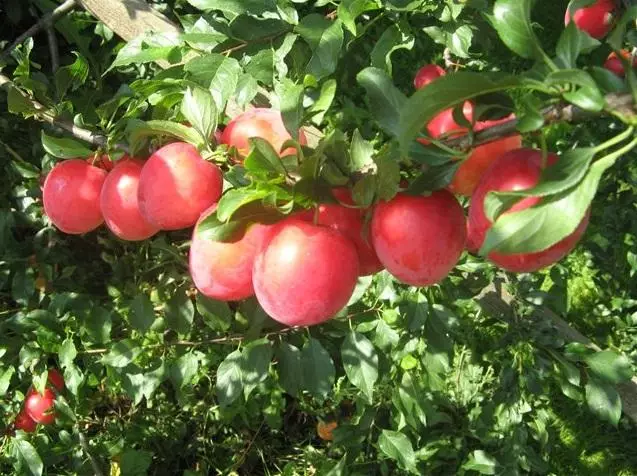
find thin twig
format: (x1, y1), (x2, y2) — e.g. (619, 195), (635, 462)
(1, 0), (78, 59)
(46, 25), (60, 73)
(78, 431), (105, 476)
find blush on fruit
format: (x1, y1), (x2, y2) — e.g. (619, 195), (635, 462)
(100, 158), (160, 241)
(371, 191), (467, 286)
(189, 206), (272, 301)
(43, 159), (107, 234)
(137, 142), (223, 230)
(220, 108), (307, 160)
(253, 218), (359, 327)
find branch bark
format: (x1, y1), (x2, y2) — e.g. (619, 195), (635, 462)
(0, 73), (116, 148)
(0, 0), (78, 59)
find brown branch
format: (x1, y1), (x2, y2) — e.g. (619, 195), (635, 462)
(0, 0), (78, 59)
(46, 25), (60, 73)
(442, 94), (635, 151)
(0, 73), (128, 151)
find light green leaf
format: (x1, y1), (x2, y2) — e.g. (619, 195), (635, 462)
(378, 430), (417, 472)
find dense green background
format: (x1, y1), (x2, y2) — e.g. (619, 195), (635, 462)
(1, 0), (637, 475)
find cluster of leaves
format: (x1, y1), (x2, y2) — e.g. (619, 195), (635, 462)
(1, 0), (637, 475)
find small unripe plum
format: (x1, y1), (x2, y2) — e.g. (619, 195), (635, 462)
(604, 50), (637, 77)
(137, 142), (223, 230)
(189, 207), (272, 301)
(14, 410), (37, 433)
(467, 148), (590, 272)
(414, 64), (446, 90)
(100, 158), (160, 241)
(253, 219), (359, 326)
(43, 159), (107, 234)
(25, 388), (56, 425)
(371, 191), (467, 286)
(564, 0), (616, 39)
(220, 108), (307, 160)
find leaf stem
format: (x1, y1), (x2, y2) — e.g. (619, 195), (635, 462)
(593, 126), (635, 154)
(596, 137), (637, 166)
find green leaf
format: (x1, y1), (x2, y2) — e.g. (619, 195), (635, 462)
(119, 449), (153, 476)
(585, 350), (633, 385)
(164, 291), (194, 335)
(230, 15), (291, 42)
(181, 87), (217, 143)
(195, 201), (282, 242)
(244, 137), (289, 178)
(608, 6), (637, 51)
(480, 149), (615, 255)
(308, 79), (337, 125)
(378, 430), (417, 472)
(357, 67), (407, 137)
(556, 22), (600, 69)
(55, 52), (89, 98)
(216, 188), (272, 222)
(126, 119), (203, 154)
(398, 72), (530, 150)
(129, 294), (155, 333)
(324, 454), (349, 476)
(6, 86), (38, 116)
(275, 78), (304, 142)
(342, 332), (378, 402)
(277, 342), (302, 397)
(491, 0), (545, 60)
(350, 129), (375, 171)
(397, 372), (430, 429)
(185, 0), (275, 17)
(242, 339), (273, 398)
(59, 338), (77, 369)
(296, 15), (344, 80)
(408, 161), (459, 194)
(109, 34), (182, 70)
(195, 294), (232, 331)
(301, 338), (335, 400)
(0, 366), (15, 396)
(13, 440), (43, 476)
(101, 339), (142, 368)
(170, 352), (200, 388)
(216, 349), (243, 406)
(461, 450), (498, 475)
(585, 377), (622, 426)
(370, 23), (415, 75)
(41, 131), (93, 159)
(338, 0), (379, 36)
(184, 54), (242, 110)
(546, 69), (604, 111)
(484, 148), (596, 220)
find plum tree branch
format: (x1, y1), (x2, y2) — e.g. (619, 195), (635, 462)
(442, 94), (636, 151)
(0, 73), (128, 151)
(0, 0), (78, 59)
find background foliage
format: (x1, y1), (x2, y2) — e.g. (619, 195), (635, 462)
(1, 0), (637, 475)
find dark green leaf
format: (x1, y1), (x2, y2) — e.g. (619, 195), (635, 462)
(275, 78), (304, 142)
(120, 449), (153, 476)
(242, 339), (273, 398)
(296, 15), (344, 80)
(13, 440), (43, 476)
(491, 0), (545, 60)
(301, 338), (335, 400)
(129, 294), (155, 333)
(41, 131), (93, 159)
(164, 291), (194, 335)
(585, 350), (633, 384)
(277, 342), (302, 396)
(181, 87), (217, 142)
(357, 67), (407, 137)
(461, 450), (498, 475)
(195, 294), (232, 331)
(378, 430), (416, 472)
(585, 377), (622, 426)
(216, 349), (243, 406)
(556, 22), (600, 69)
(370, 23), (414, 75)
(101, 339), (142, 368)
